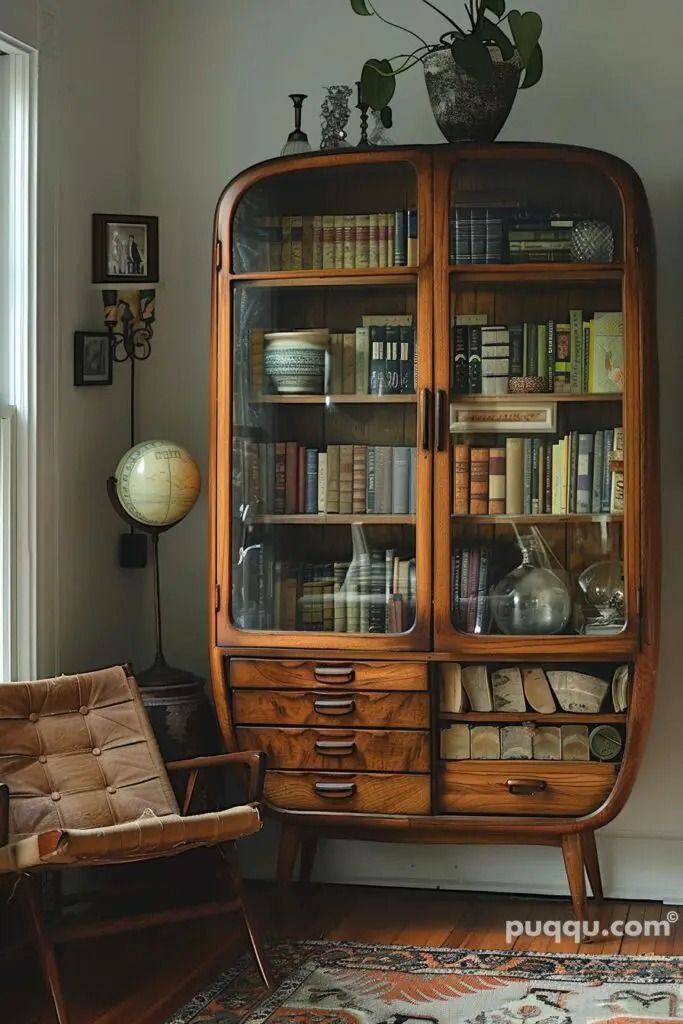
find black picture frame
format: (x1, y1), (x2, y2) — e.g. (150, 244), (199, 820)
(74, 331), (113, 386)
(92, 213), (159, 284)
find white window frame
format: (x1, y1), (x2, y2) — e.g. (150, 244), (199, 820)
(0, 31), (38, 681)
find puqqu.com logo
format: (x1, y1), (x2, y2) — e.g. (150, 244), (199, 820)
(506, 912), (678, 945)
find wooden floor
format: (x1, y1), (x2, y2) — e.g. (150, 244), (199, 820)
(5, 882), (683, 1024)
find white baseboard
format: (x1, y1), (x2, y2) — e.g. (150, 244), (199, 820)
(240, 823), (683, 904)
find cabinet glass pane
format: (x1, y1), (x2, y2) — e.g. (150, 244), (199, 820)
(231, 281), (419, 635)
(450, 159), (623, 265)
(232, 163), (418, 273)
(448, 278), (625, 638)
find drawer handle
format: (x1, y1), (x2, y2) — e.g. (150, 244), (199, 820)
(315, 739), (356, 757)
(313, 698), (356, 716)
(506, 778), (547, 796)
(314, 664), (355, 684)
(314, 781), (356, 799)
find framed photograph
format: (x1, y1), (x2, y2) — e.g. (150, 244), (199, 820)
(74, 332), (113, 386)
(92, 213), (158, 284)
(450, 401), (557, 434)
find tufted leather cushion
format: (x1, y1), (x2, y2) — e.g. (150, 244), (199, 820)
(0, 664), (265, 873)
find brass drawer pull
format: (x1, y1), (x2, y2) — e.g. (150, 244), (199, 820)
(314, 781), (356, 799)
(313, 698), (355, 715)
(315, 739), (356, 757)
(313, 664), (355, 684)
(506, 778), (547, 796)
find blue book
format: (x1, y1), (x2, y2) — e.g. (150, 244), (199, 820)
(305, 448), (318, 513)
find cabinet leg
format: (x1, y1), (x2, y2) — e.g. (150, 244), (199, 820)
(299, 836), (318, 883)
(582, 829), (604, 902)
(277, 824), (300, 892)
(561, 833), (588, 922)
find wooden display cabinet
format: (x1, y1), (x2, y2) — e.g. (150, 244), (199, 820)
(209, 144), (660, 919)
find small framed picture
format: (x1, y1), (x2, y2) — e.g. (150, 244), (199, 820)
(74, 332), (113, 386)
(92, 213), (158, 284)
(450, 401), (558, 434)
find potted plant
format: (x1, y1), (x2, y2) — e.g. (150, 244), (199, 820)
(351, 0), (543, 143)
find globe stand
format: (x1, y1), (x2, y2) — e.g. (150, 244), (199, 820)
(106, 477), (219, 779)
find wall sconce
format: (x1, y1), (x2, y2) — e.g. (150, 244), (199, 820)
(102, 287), (156, 364)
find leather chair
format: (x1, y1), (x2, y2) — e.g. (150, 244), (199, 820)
(0, 664), (273, 1024)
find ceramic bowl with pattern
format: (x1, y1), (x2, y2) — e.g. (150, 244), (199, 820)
(264, 329), (329, 394)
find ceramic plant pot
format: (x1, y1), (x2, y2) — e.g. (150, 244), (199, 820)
(423, 47), (521, 143)
(264, 329), (329, 394)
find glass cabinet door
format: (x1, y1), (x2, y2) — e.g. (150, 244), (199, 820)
(218, 155), (432, 649)
(433, 151), (635, 654)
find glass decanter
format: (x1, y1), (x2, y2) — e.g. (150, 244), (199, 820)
(491, 531), (572, 636)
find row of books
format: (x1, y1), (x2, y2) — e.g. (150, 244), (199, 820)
(237, 547), (416, 633)
(246, 211), (418, 271)
(450, 207), (604, 264)
(453, 312), (623, 395)
(250, 316), (416, 397)
(451, 545), (491, 634)
(452, 429), (624, 517)
(233, 441), (418, 516)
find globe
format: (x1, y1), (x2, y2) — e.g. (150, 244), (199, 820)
(114, 440), (201, 527)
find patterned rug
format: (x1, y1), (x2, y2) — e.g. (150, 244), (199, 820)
(165, 941), (683, 1024)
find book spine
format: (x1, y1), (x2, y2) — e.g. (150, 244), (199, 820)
(355, 326), (370, 395)
(543, 441), (552, 514)
(453, 325), (470, 394)
(488, 446), (506, 514)
(530, 438), (540, 514)
(394, 209), (407, 266)
(366, 445), (376, 513)
(453, 207), (471, 264)
(285, 442), (298, 514)
(601, 428), (614, 512)
(297, 444), (306, 513)
(352, 445), (367, 514)
(582, 323), (591, 393)
(470, 207), (487, 264)
(305, 448), (318, 514)
(369, 326), (387, 395)
(554, 323), (571, 394)
(369, 549), (386, 633)
(407, 208), (418, 266)
(301, 215), (314, 269)
(547, 320), (556, 392)
(568, 429), (579, 513)
(333, 214), (345, 269)
(274, 442), (286, 514)
(338, 444), (353, 514)
(474, 546), (489, 634)
(391, 446), (410, 514)
(375, 446), (393, 514)
(367, 212), (379, 267)
(576, 433), (594, 514)
(358, 552), (371, 633)
(355, 214), (369, 268)
(378, 212), (389, 267)
(343, 214), (355, 269)
(342, 332), (356, 394)
(591, 430), (604, 513)
(505, 437), (524, 515)
(312, 215), (323, 268)
(509, 324), (523, 378)
(610, 426), (624, 513)
(485, 207), (503, 264)
(527, 322), (539, 376)
(469, 447), (489, 515)
(322, 215), (335, 269)
(384, 325), (400, 394)
(570, 308), (583, 393)
(537, 323), (548, 385)
(453, 443), (470, 515)
(326, 445), (340, 514)
(290, 215), (303, 270)
(317, 452), (327, 513)
(468, 325), (482, 394)
(280, 215), (292, 270)
(399, 326), (415, 394)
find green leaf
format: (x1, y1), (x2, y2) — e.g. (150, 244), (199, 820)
(380, 105), (393, 129)
(484, 0), (506, 16)
(481, 15), (514, 59)
(508, 9), (542, 65)
(519, 42), (543, 87)
(452, 35), (495, 82)
(350, 0), (373, 14)
(360, 58), (396, 110)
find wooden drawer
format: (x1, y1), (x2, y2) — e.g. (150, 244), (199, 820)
(266, 771), (431, 815)
(230, 659), (427, 692)
(231, 689), (430, 729)
(439, 761), (618, 817)
(236, 726), (429, 772)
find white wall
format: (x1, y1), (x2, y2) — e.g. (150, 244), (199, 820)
(106, 0), (683, 897)
(3, 0), (148, 675)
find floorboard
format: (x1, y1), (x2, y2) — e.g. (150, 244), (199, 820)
(3, 882), (680, 1024)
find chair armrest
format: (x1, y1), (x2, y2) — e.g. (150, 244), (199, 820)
(165, 751), (267, 813)
(0, 783), (9, 847)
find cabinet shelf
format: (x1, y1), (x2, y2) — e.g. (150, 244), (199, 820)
(450, 263), (624, 283)
(230, 268), (418, 287)
(440, 712), (627, 724)
(451, 514), (624, 525)
(451, 393), (621, 404)
(248, 514), (416, 526)
(251, 394), (417, 405)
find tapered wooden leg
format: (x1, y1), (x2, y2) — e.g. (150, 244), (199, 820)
(561, 833), (588, 922)
(277, 823), (300, 890)
(299, 836), (318, 883)
(582, 829), (604, 901)
(19, 875), (70, 1024)
(218, 844), (274, 989)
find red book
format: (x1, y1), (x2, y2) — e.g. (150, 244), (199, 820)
(469, 447), (489, 515)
